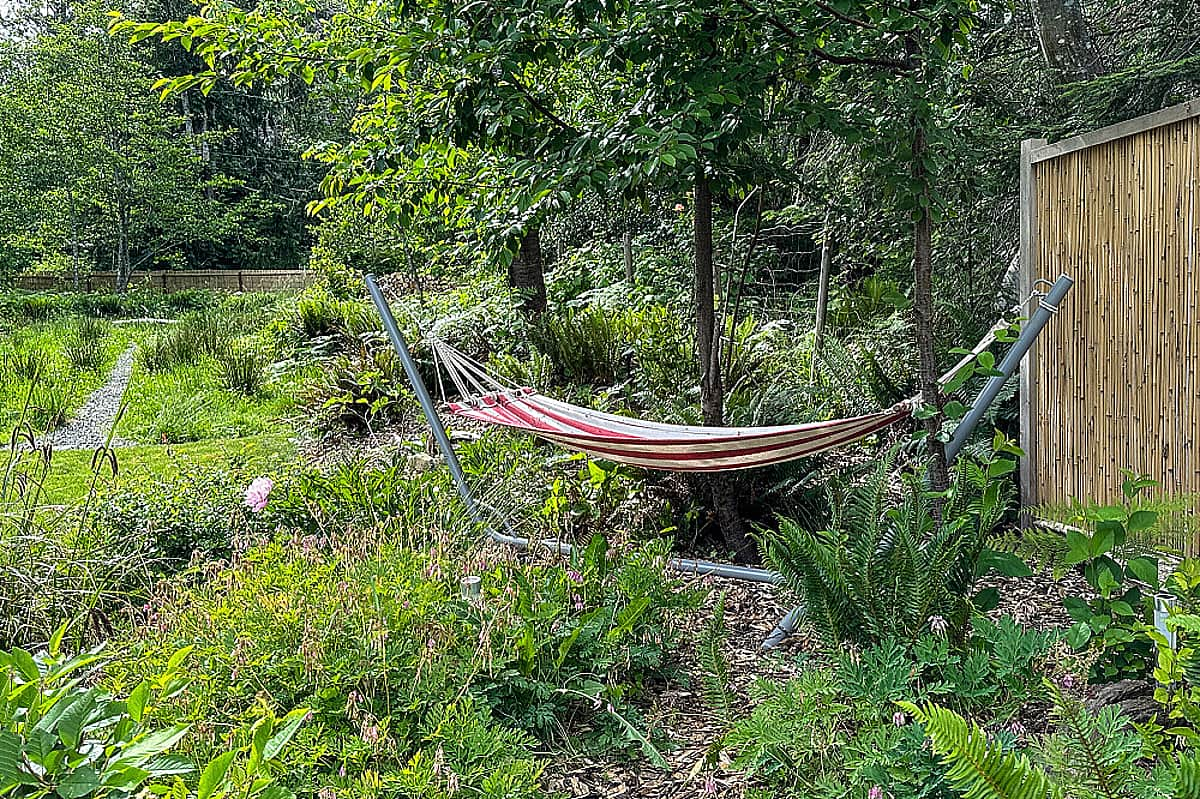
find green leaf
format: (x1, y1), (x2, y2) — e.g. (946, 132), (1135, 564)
(165, 647), (193, 672)
(1127, 556), (1159, 587)
(1066, 622), (1092, 648)
(973, 587), (1000, 613)
(976, 549), (1033, 578)
(1064, 596), (1092, 623)
(127, 681), (151, 724)
(57, 766), (101, 799)
(11, 648), (39, 681)
(112, 724), (190, 769)
(1128, 510), (1158, 533)
(986, 458), (1016, 478)
(0, 730), (24, 792)
(197, 750), (237, 799)
(263, 709), (309, 762)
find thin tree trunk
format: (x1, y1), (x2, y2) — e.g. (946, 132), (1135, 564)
(508, 226), (547, 313)
(695, 169), (754, 560)
(911, 123), (949, 492)
(68, 185), (80, 291)
(810, 205), (834, 382)
(116, 200), (131, 293)
(623, 230), (634, 283)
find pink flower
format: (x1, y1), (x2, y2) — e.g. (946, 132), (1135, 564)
(244, 476), (274, 512)
(702, 774), (717, 796)
(674, 203), (686, 213)
(566, 569), (583, 584)
(893, 711), (907, 726)
(869, 787), (884, 799)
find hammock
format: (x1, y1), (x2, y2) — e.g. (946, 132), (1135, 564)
(425, 322), (1006, 473)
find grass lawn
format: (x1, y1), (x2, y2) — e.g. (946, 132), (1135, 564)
(0, 320), (152, 439)
(5, 434), (296, 505)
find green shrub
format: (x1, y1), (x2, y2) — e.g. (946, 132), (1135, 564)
(64, 317), (109, 371)
(1059, 473), (1165, 683)
(903, 684), (1200, 799)
(762, 438), (1025, 647)
(108, 529), (693, 795)
(724, 619), (1058, 799)
(0, 634), (307, 799)
(309, 341), (412, 431)
(90, 466), (272, 568)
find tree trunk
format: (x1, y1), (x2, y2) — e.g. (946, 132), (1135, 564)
(623, 230), (634, 283)
(508, 226), (547, 313)
(115, 200), (131, 293)
(68, 185), (81, 291)
(1028, 0), (1104, 83)
(911, 123), (949, 492)
(810, 205), (834, 382)
(695, 170), (754, 560)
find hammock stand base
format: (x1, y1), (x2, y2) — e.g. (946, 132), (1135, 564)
(365, 273), (1074, 649)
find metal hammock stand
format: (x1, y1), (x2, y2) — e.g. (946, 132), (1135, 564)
(365, 273), (1074, 648)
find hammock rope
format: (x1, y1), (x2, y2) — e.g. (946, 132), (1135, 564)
(422, 319), (1009, 473)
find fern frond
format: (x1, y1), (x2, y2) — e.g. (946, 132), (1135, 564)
(902, 701), (1056, 799)
(1173, 752), (1200, 799)
(698, 591), (734, 727)
(1040, 681), (1145, 799)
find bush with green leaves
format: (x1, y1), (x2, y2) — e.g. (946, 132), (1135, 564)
(1061, 472), (1165, 683)
(723, 617), (1057, 799)
(0, 631), (306, 799)
(90, 466), (274, 569)
(307, 340), (414, 431)
(762, 436), (1026, 647)
(107, 527), (695, 796)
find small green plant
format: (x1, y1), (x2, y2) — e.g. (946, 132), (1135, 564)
(218, 346), (266, 395)
(1061, 472), (1163, 683)
(0, 631), (308, 799)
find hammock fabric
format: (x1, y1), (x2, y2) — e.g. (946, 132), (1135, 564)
(447, 389), (914, 472)
(427, 316), (1007, 473)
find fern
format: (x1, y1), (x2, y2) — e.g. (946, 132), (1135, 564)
(901, 701), (1057, 799)
(698, 591), (734, 726)
(763, 447), (1013, 646)
(1038, 681), (1144, 799)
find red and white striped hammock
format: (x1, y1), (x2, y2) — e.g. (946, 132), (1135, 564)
(429, 323), (1004, 473)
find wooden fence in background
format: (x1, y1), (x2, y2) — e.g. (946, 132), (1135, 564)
(1019, 99), (1200, 510)
(14, 269), (312, 293)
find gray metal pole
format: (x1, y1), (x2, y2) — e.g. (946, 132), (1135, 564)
(365, 274), (782, 582)
(944, 273), (1074, 461)
(762, 273), (1075, 649)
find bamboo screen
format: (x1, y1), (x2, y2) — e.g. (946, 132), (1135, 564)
(1022, 107), (1200, 508)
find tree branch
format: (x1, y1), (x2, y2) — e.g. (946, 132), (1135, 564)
(811, 46), (910, 71)
(814, 1), (879, 31)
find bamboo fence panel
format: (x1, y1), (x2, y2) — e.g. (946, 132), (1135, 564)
(1026, 114), (1200, 508)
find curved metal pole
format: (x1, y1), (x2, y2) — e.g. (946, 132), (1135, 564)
(365, 274), (782, 583)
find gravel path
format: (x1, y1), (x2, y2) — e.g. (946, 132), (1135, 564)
(40, 344), (137, 450)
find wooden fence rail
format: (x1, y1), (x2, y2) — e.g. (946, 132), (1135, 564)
(12, 270), (312, 293)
